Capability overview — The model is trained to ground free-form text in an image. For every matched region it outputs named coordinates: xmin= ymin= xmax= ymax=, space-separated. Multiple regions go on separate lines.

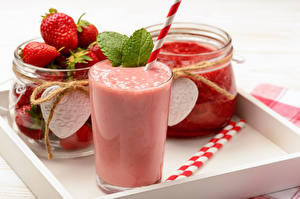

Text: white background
xmin=1 ymin=0 xmax=300 ymax=90
xmin=0 ymin=0 xmax=300 ymax=198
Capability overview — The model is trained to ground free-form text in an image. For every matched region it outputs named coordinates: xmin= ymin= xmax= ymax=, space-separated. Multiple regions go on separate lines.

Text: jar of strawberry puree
xmin=146 ymin=22 xmax=237 ymax=137
xmin=9 ymin=38 xmax=93 ymax=158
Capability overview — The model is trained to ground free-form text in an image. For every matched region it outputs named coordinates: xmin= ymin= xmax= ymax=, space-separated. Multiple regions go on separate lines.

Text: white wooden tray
xmin=1 ymin=89 xmax=300 ymax=199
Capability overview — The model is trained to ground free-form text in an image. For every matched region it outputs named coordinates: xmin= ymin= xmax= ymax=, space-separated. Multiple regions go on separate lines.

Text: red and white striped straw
xmin=166 ymin=120 xmax=246 ymax=182
xmin=144 ymin=0 xmax=182 ymax=71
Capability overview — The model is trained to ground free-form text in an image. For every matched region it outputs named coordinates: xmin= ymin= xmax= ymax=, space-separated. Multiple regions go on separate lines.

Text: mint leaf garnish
xmin=97 ymin=32 xmax=128 ymax=66
xmin=121 ymin=28 xmax=154 ymax=67
xmin=96 ymin=29 xmax=154 ymax=67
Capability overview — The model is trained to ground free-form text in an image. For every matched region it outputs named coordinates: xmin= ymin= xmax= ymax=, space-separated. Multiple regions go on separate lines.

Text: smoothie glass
xmin=146 ymin=22 xmax=237 ymax=137
xmin=89 ymin=60 xmax=172 ymax=192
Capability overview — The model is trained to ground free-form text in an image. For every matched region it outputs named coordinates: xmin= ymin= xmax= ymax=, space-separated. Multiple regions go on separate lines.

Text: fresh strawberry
xmin=88 ymin=42 xmax=107 ymax=61
xmin=60 ymin=123 xmax=93 ymax=150
xmin=54 ymin=53 xmax=67 ymax=68
xmin=14 ymin=85 xmax=34 ymax=109
xmin=41 ymin=8 xmax=78 ymax=54
xmin=76 ymin=51 xmax=99 ymax=68
xmin=77 ymin=13 xmax=99 ymax=48
xmin=22 ymin=42 xmax=59 ymax=67
xmin=66 ymin=48 xmax=99 ymax=79
xmin=15 ymin=105 xmax=44 ymax=140
xmin=14 ymin=84 xmax=45 ymax=109
xmin=67 ymin=48 xmax=99 ymax=69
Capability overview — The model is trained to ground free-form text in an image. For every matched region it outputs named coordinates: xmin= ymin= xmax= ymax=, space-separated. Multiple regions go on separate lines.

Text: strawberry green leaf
xmin=48 ymin=62 xmax=58 ymax=69
xmin=76 ymin=13 xmax=90 ymax=32
xmin=27 ymin=105 xmax=45 ymax=130
xmin=42 ymin=8 xmax=57 ymax=19
xmin=97 ymin=32 xmax=128 ymax=66
xmin=88 ymin=41 xmax=97 ymax=49
xmin=49 ymin=8 xmax=57 ymax=14
xmin=121 ymin=28 xmax=153 ymax=67
xmin=66 ymin=48 xmax=92 ymax=69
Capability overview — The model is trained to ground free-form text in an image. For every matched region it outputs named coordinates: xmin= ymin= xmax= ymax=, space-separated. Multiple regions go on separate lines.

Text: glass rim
xmin=88 ymin=60 xmax=173 ymax=91
xmin=145 ymin=22 xmax=232 ymax=57
xmin=14 ymin=38 xmax=91 ymax=73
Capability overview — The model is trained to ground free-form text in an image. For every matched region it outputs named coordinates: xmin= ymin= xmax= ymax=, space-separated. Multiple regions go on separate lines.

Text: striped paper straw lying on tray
xmin=166 ymin=120 xmax=246 ymax=182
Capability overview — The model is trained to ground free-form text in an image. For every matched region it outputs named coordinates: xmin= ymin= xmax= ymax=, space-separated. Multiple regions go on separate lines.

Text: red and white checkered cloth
xmin=251 ymin=84 xmax=300 ymax=128
xmin=250 ymin=84 xmax=300 ymax=199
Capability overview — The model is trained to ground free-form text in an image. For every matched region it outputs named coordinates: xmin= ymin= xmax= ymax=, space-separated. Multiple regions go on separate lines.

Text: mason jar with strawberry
xmin=10 ymin=8 xmax=106 ymax=158
xmin=146 ymin=22 xmax=238 ymax=137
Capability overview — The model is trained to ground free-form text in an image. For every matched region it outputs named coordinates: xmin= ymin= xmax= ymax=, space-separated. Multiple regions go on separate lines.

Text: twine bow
xmin=172 ymin=53 xmax=235 ymax=100
xmin=31 ymin=80 xmax=89 ymax=159
xmin=12 ymin=65 xmax=89 ymax=159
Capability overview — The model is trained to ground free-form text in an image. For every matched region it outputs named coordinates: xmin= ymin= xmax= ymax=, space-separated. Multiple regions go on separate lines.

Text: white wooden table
xmin=0 ymin=0 xmax=299 ymax=198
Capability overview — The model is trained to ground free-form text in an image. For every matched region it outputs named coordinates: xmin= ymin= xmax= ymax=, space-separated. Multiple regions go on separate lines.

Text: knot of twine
xmin=172 ymin=53 xmax=235 ymax=100
xmin=13 ymin=64 xmax=89 ymax=159
xmin=31 ymin=80 xmax=89 ymax=159
xmin=12 ymin=53 xmax=233 ymax=159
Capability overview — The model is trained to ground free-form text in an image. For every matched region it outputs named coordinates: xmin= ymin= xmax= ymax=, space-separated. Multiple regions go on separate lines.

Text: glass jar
xmin=9 ymin=38 xmax=93 ymax=158
xmin=146 ymin=22 xmax=237 ymax=137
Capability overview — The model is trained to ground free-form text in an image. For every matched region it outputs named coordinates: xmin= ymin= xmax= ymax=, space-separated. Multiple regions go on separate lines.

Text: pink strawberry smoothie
xmin=89 ymin=60 xmax=172 ymax=188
